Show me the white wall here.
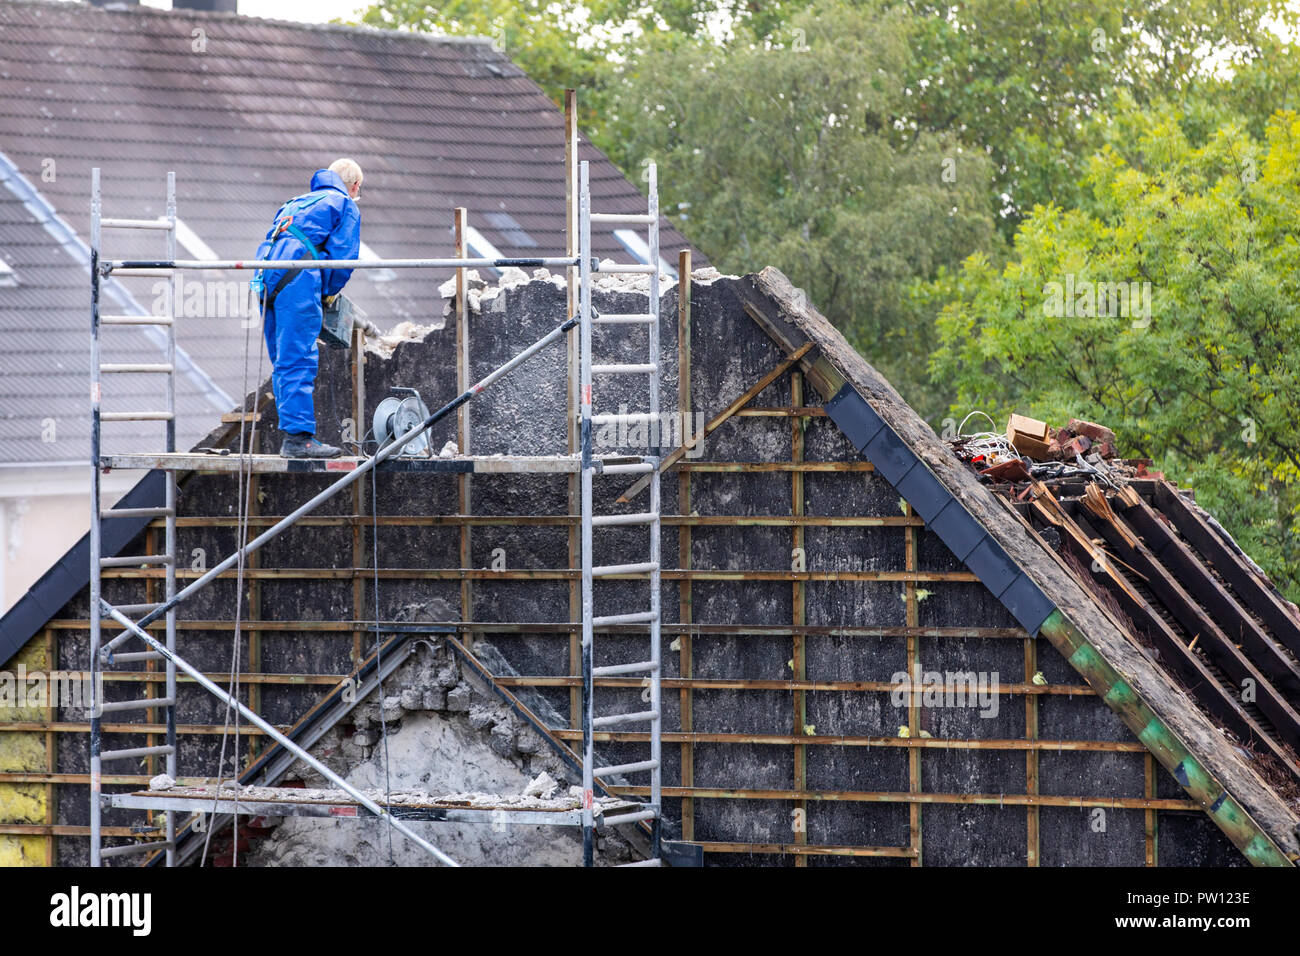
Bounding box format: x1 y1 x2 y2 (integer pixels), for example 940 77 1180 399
0 465 135 614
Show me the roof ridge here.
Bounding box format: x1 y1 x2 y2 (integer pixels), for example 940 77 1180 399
2 0 497 47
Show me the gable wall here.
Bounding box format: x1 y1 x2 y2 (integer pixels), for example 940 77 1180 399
3 273 1239 865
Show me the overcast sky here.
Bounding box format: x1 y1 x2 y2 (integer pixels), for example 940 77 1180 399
138 0 371 25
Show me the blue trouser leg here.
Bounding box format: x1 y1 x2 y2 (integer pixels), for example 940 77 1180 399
264 269 323 436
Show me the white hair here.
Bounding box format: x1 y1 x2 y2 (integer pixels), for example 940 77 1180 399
329 158 363 187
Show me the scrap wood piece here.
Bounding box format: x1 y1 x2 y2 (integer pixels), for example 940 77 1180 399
618 342 815 502
1027 481 1065 525
1081 482 1140 550
981 457 1032 483
1029 492 1143 609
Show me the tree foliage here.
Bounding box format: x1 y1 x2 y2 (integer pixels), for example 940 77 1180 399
354 0 1300 595
929 101 1300 596
901 0 1298 231
607 1 997 414
356 1 769 129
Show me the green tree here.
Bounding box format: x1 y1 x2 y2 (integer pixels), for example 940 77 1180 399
900 0 1298 233
929 100 1300 597
355 1 781 130
610 0 997 415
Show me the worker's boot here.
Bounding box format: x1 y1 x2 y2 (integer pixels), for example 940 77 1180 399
279 432 342 458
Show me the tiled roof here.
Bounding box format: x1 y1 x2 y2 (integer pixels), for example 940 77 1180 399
0 162 223 461
0 0 699 461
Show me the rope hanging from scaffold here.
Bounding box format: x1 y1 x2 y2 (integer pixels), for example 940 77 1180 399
202 282 266 866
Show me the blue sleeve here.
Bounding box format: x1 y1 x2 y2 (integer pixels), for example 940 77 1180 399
322 199 361 297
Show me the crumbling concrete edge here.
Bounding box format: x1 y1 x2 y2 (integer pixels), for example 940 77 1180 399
445 636 654 863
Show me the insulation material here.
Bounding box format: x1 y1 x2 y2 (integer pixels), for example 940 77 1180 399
0 639 50 866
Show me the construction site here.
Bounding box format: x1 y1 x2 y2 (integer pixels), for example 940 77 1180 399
2 1 1300 872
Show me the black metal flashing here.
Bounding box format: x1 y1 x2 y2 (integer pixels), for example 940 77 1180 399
824 384 1056 636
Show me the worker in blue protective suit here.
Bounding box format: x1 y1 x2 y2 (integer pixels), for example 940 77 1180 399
251 159 363 457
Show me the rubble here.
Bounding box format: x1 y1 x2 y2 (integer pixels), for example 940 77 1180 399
523 771 559 799
364 320 439 359
947 410 1129 489
980 458 1032 483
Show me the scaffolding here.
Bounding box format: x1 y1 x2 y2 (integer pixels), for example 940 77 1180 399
88 146 668 866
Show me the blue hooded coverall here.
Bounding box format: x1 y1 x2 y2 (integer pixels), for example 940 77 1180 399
253 169 362 436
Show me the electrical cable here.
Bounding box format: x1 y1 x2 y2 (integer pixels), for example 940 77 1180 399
953 409 1023 465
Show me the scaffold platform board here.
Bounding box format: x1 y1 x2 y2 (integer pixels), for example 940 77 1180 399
99 453 650 475
109 784 639 827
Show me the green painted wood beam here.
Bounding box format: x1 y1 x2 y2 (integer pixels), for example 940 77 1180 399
1038 609 1294 867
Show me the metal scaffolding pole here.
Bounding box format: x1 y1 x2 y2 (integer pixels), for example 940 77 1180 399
578 161 596 867
163 171 179 867
88 167 103 868
104 256 582 274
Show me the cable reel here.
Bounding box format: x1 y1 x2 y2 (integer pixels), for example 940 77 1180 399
373 387 432 456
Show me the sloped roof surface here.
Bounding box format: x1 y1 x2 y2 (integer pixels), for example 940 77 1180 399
0 165 222 461
0 0 697 461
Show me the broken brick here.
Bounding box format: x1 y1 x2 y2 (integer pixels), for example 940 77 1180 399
1061 435 1092 459
1066 418 1116 446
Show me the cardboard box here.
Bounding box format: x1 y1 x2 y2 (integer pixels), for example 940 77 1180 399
1006 413 1051 458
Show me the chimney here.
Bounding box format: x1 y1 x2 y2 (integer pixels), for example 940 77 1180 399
172 0 239 11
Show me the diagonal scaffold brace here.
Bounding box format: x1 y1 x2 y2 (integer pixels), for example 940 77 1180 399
100 311 579 662
100 601 460 866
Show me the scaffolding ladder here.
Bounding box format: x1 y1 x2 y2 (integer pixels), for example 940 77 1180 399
85 163 670 867
577 159 664 866
88 169 180 866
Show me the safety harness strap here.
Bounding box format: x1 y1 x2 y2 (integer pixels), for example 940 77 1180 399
261 219 326 308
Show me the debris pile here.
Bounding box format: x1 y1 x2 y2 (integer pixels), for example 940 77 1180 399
946 411 1154 489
